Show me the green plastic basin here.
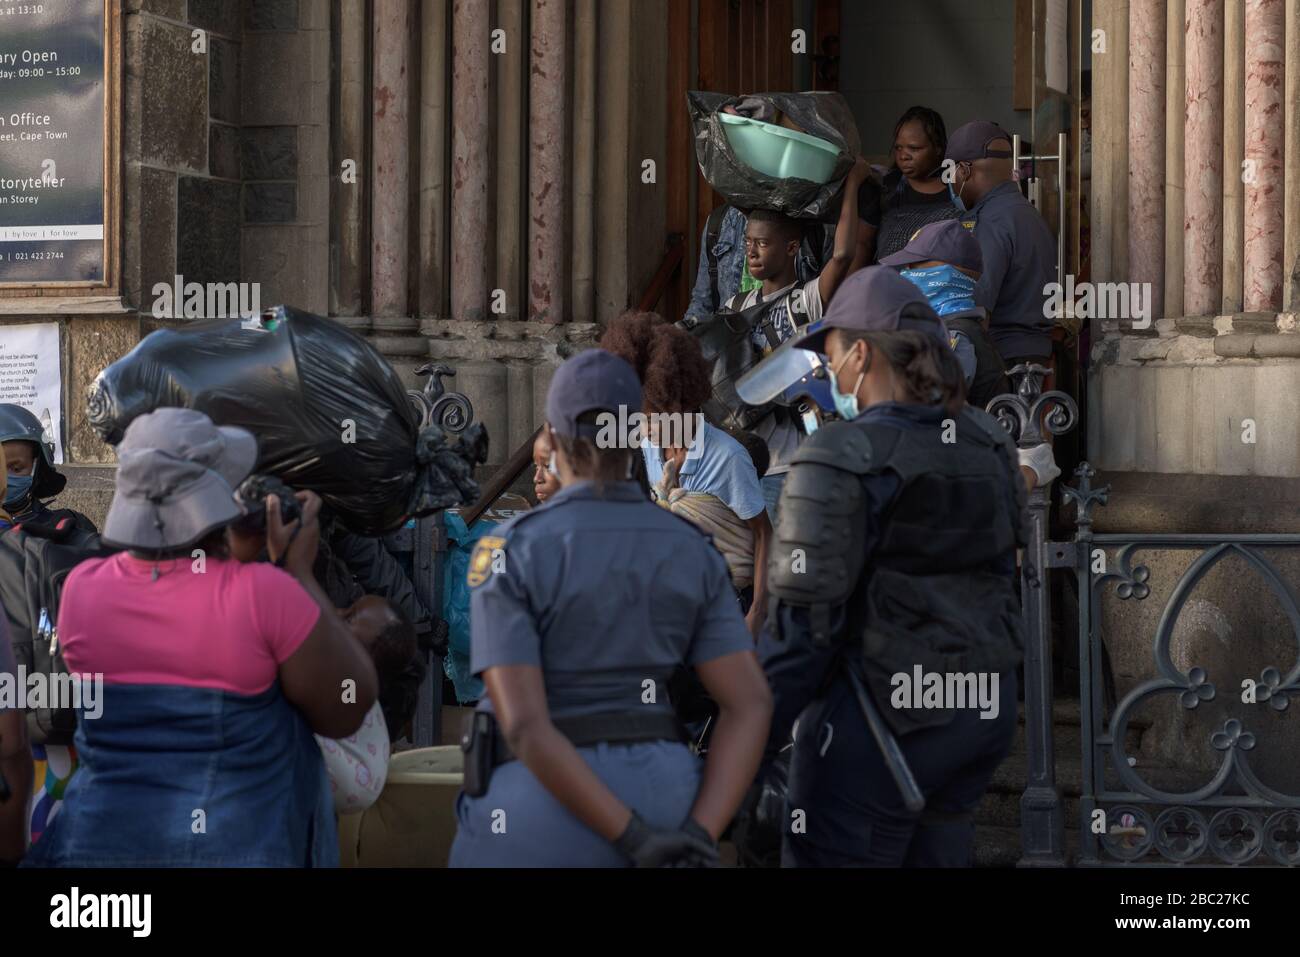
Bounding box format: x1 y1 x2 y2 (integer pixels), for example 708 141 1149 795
719 113 841 183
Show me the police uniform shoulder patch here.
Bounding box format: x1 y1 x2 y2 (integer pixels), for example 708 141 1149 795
467 535 507 588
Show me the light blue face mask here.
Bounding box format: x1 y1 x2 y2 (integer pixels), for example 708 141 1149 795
4 472 32 508
947 165 969 212
830 350 866 421
899 264 978 317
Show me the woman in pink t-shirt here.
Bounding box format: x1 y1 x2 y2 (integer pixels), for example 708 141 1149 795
23 408 376 868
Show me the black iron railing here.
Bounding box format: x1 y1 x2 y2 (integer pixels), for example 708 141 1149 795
999 369 1300 867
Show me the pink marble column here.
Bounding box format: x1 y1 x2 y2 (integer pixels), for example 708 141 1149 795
528 0 567 324
372 1 413 318
1242 0 1285 311
1184 0 1224 316
452 0 490 322
1128 0 1166 319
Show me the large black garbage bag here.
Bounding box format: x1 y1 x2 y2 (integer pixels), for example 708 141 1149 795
86 306 487 536
689 90 863 220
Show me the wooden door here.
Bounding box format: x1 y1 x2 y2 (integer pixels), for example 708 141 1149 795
663 0 840 321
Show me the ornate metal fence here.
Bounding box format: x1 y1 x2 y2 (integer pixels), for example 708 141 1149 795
992 368 1300 867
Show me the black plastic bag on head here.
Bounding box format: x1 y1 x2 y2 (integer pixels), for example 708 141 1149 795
86 306 487 536
688 90 864 221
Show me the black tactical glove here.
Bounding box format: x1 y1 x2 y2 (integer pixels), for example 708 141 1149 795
670 817 720 868
614 812 720 868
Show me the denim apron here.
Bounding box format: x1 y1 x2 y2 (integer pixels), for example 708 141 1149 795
23 682 337 867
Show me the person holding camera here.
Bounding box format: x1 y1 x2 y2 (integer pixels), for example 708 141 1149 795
449 350 771 867
23 408 376 867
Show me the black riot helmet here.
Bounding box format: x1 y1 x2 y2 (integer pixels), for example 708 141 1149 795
0 403 66 500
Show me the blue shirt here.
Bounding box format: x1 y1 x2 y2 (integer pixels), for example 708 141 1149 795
469 480 753 719
962 180 1057 359
641 421 766 521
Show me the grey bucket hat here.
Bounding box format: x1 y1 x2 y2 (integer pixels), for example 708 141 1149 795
102 407 258 550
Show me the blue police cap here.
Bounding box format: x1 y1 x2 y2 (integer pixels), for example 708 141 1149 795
545 349 643 439
878 219 983 274
790 266 948 354
945 120 1014 163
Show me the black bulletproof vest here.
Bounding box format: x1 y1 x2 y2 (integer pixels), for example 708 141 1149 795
851 412 1025 735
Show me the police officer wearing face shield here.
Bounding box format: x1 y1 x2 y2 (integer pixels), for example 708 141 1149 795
0 404 97 542
758 267 1026 867
450 350 772 868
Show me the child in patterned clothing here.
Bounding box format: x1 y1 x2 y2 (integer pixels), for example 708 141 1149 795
319 596 424 814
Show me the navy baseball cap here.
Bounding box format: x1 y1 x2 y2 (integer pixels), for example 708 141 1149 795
878 219 983 273
545 349 643 438
945 120 1013 163
791 266 947 354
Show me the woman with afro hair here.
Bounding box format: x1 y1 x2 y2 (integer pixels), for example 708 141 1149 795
599 311 771 639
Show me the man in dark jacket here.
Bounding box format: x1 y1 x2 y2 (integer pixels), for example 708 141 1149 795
944 121 1057 365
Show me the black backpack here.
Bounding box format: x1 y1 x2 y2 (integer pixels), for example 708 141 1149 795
0 511 113 746
679 294 786 432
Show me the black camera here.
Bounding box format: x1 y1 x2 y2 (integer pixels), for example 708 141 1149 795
233 474 302 532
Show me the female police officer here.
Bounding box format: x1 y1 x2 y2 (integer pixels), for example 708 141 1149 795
450 349 772 867
758 266 1025 867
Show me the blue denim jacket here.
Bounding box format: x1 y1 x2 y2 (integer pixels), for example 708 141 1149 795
685 207 824 321
23 682 338 867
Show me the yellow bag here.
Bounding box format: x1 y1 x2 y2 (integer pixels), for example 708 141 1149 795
337 746 463 868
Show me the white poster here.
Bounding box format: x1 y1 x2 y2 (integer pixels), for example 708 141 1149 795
1044 0 1069 95
0 322 63 464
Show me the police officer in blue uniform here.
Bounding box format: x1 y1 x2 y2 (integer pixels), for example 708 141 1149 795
758 267 1025 867
450 349 772 868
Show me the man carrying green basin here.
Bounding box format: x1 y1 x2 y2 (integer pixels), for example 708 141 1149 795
686 100 877 520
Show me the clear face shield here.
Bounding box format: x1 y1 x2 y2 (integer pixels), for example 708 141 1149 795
735 327 835 434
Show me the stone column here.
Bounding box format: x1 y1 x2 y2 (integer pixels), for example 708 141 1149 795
372 1 412 320
1091 0 1130 286
452 0 490 322
1164 0 1186 317
571 0 598 325
334 0 367 320
1242 0 1286 312
1222 0 1245 312
1128 0 1166 319
419 0 450 319
1286 0 1300 309
1184 0 1224 316
528 0 567 324
496 0 525 320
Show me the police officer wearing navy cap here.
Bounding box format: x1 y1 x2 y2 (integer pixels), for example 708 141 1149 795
878 218 1009 409
758 266 1025 867
449 349 772 868
944 120 1057 367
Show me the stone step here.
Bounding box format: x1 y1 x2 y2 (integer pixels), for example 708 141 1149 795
986 750 1205 799
973 825 1081 868
975 789 1083 830
1012 700 1146 758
